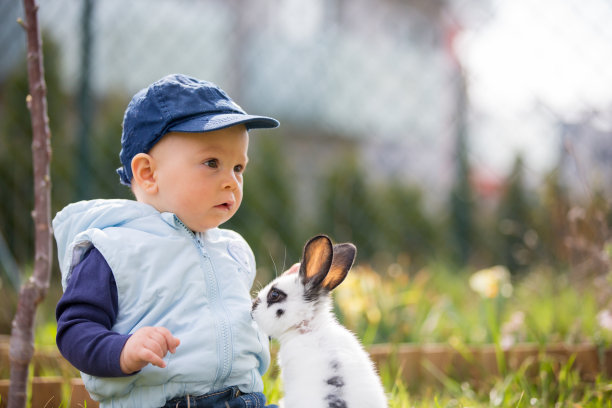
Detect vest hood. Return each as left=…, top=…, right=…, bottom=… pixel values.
left=53, top=199, right=166, bottom=288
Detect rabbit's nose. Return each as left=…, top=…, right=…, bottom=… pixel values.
left=252, top=297, right=261, bottom=311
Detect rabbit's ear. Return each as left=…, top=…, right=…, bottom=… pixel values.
left=322, top=243, right=356, bottom=291
left=299, top=235, right=333, bottom=295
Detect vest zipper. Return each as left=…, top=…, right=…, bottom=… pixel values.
left=174, top=216, right=233, bottom=390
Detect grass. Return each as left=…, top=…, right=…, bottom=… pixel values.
left=259, top=262, right=612, bottom=407
left=332, top=263, right=610, bottom=347
left=19, top=259, right=612, bottom=407
left=262, top=354, right=612, bottom=407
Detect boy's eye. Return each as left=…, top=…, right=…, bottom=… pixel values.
left=204, top=159, right=218, bottom=168
left=233, top=164, right=244, bottom=173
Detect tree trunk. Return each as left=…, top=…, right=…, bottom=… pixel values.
left=8, top=0, right=53, bottom=407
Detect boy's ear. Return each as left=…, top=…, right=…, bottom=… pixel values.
left=131, top=153, right=158, bottom=193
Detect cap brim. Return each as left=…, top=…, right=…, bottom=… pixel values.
left=168, top=113, right=279, bottom=133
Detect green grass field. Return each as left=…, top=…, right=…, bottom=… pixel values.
left=259, top=263, right=612, bottom=407
left=261, top=354, right=612, bottom=407
left=23, top=260, right=612, bottom=407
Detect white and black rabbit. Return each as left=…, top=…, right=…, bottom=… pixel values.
left=252, top=235, right=388, bottom=408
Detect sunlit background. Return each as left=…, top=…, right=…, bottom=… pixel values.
left=1, top=0, right=611, bottom=403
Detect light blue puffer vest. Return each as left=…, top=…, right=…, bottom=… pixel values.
left=53, top=199, right=270, bottom=408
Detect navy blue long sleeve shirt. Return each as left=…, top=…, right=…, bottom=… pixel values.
left=55, top=246, right=131, bottom=377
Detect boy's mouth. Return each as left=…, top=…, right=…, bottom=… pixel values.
left=215, top=202, right=233, bottom=211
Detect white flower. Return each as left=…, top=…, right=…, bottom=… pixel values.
left=501, top=311, right=526, bottom=348
left=597, top=309, right=612, bottom=331
left=469, top=265, right=512, bottom=299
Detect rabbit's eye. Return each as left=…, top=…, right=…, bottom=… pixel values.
left=267, top=287, right=287, bottom=306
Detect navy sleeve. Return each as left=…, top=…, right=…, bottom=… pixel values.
left=56, top=246, right=131, bottom=377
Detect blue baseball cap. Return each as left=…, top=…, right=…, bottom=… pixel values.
left=117, top=74, right=280, bottom=185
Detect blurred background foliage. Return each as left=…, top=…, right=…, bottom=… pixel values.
left=0, top=0, right=611, bottom=344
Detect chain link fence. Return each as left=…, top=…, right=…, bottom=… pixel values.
left=1, top=0, right=611, bottom=319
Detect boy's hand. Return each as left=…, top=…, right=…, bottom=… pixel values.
left=119, top=326, right=180, bottom=374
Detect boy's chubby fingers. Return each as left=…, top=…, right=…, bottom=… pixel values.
left=120, top=326, right=181, bottom=374
left=153, top=326, right=181, bottom=353
left=139, top=347, right=166, bottom=369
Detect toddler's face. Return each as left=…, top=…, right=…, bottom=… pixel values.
left=148, top=125, right=248, bottom=232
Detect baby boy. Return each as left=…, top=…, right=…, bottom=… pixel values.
left=54, top=74, right=280, bottom=408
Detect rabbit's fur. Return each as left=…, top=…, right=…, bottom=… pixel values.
left=252, top=235, right=387, bottom=408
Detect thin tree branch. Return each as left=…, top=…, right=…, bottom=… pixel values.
left=8, top=0, right=53, bottom=406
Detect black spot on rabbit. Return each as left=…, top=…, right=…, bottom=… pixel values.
left=330, top=359, right=341, bottom=371
left=326, top=375, right=344, bottom=388
left=266, top=286, right=287, bottom=307
left=251, top=297, right=261, bottom=311
left=325, top=394, right=347, bottom=408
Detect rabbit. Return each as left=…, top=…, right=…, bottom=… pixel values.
left=252, top=234, right=388, bottom=408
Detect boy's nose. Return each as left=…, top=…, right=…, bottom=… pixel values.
left=222, top=172, right=239, bottom=190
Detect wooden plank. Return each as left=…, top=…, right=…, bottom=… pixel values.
left=69, top=378, right=99, bottom=408
left=30, top=377, right=63, bottom=408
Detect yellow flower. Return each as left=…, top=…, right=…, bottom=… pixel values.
left=469, top=265, right=512, bottom=299
left=335, top=266, right=383, bottom=328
